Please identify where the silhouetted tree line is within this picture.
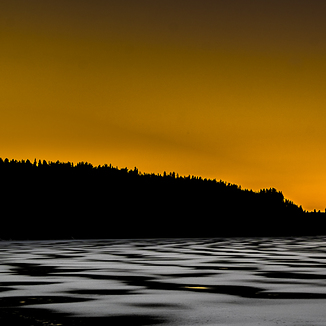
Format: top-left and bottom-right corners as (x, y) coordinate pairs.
(0, 158), (324, 240)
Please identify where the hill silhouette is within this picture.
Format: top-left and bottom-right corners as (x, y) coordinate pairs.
(0, 158), (324, 240)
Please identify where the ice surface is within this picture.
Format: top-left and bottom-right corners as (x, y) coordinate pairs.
(0, 236), (326, 325)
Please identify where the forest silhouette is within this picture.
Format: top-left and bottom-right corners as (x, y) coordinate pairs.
(0, 158), (324, 240)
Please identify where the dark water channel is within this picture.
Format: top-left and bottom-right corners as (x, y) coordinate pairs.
(0, 236), (326, 325)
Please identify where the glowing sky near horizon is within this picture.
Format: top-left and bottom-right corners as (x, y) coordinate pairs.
(1, 0), (326, 211)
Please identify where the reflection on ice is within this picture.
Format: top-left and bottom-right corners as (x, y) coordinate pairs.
(0, 236), (326, 325)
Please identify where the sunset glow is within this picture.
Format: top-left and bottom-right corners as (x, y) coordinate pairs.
(1, 1), (326, 211)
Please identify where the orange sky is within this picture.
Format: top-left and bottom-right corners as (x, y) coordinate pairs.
(1, 0), (326, 211)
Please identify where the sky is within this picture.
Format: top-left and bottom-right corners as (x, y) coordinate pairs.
(1, 0), (326, 211)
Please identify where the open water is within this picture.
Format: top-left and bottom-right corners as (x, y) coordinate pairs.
(0, 236), (326, 325)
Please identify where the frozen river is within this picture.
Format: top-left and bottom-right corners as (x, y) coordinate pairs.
(0, 236), (326, 325)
